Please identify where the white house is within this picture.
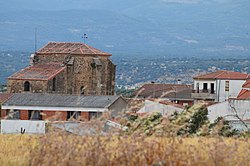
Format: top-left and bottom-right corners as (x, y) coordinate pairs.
(206, 80), (250, 131)
(192, 70), (249, 102)
(137, 99), (184, 116)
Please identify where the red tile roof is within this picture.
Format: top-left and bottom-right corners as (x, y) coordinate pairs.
(8, 63), (66, 81)
(242, 80), (250, 88)
(237, 89), (250, 100)
(133, 84), (192, 99)
(0, 93), (13, 104)
(193, 70), (249, 80)
(37, 42), (111, 56)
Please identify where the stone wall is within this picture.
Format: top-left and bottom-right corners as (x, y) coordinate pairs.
(35, 53), (116, 95)
(47, 71), (66, 94)
(9, 52), (116, 96)
(7, 79), (48, 93)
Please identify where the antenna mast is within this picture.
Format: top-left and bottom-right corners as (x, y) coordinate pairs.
(82, 34), (88, 44)
(34, 27), (37, 52)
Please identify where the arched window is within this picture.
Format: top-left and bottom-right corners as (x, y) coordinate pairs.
(24, 81), (30, 92)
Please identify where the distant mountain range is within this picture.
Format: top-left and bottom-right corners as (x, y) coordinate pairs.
(0, 0), (250, 58)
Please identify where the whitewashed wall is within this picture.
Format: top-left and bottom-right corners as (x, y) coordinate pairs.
(0, 120), (46, 134)
(138, 100), (183, 116)
(217, 80), (246, 102)
(207, 100), (250, 122)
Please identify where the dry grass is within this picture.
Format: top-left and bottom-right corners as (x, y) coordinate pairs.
(0, 135), (39, 165)
(1, 133), (250, 166)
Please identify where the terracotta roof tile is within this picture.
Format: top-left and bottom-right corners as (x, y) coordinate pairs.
(194, 70), (249, 80)
(0, 93), (13, 104)
(237, 89), (250, 100)
(8, 63), (66, 81)
(37, 42), (111, 56)
(242, 80), (250, 88)
(133, 84), (192, 99)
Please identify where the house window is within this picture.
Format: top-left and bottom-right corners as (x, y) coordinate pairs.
(89, 112), (102, 120)
(24, 81), (30, 91)
(225, 81), (229, 92)
(28, 110), (42, 120)
(203, 83), (208, 92)
(211, 83), (215, 94)
(196, 83), (199, 93)
(67, 111), (80, 120)
(52, 77), (56, 91)
(6, 109), (20, 119)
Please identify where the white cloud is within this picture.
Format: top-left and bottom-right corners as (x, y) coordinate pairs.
(176, 36), (199, 44)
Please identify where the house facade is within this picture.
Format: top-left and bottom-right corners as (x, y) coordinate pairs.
(192, 70), (249, 102)
(7, 42), (116, 95)
(1, 93), (127, 121)
(205, 80), (250, 131)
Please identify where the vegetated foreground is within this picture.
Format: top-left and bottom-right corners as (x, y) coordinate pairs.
(1, 134), (250, 166)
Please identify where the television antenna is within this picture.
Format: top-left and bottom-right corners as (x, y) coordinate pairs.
(82, 34), (88, 44)
(34, 27), (37, 52)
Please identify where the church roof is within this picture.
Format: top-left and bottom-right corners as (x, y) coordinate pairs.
(8, 63), (66, 81)
(36, 42), (111, 56)
(193, 70), (249, 80)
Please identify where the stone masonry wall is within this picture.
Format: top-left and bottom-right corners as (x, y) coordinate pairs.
(34, 53), (116, 95)
(7, 80), (48, 93)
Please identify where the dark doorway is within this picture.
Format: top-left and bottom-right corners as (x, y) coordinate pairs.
(211, 83), (215, 94)
(203, 83), (208, 92)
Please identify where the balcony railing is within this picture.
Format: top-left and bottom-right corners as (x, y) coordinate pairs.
(192, 89), (215, 94)
(192, 89), (216, 100)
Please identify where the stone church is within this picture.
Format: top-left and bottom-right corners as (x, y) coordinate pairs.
(7, 42), (116, 95)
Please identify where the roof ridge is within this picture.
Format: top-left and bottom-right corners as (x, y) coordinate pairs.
(215, 70), (227, 79)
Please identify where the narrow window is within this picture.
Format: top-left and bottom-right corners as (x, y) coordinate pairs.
(89, 112), (102, 120)
(225, 81), (229, 92)
(52, 77), (56, 91)
(67, 111), (80, 120)
(6, 109), (20, 119)
(28, 110), (42, 120)
(196, 83), (199, 93)
(80, 86), (85, 95)
(24, 81), (30, 91)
